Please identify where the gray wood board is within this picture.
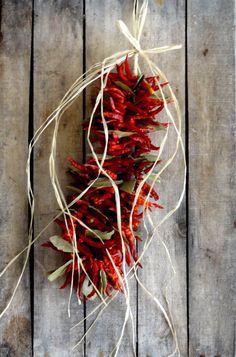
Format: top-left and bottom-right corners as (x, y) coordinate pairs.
(0, 0), (235, 356)
(188, 0), (236, 355)
(137, 0), (187, 354)
(33, 1), (84, 356)
(0, 1), (32, 356)
(85, 2), (137, 356)
(84, 0), (187, 355)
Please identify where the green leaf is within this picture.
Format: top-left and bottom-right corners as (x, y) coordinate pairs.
(147, 124), (167, 131)
(82, 277), (93, 297)
(114, 81), (134, 94)
(67, 168), (78, 175)
(143, 173), (161, 182)
(68, 165), (80, 174)
(90, 178), (123, 187)
(88, 229), (115, 240)
(99, 270), (107, 293)
(48, 260), (72, 282)
(93, 154), (113, 160)
(150, 89), (169, 100)
(141, 154), (159, 162)
(90, 178), (112, 187)
(66, 185), (82, 194)
(49, 235), (74, 253)
(120, 180), (136, 194)
(133, 74), (145, 91)
(101, 130), (134, 138)
(113, 130), (134, 138)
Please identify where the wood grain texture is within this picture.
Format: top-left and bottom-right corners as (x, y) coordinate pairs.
(85, 1), (187, 355)
(33, 1), (84, 356)
(136, 0), (187, 355)
(0, 1), (32, 356)
(85, 1), (137, 356)
(0, 0), (235, 356)
(188, 0), (236, 355)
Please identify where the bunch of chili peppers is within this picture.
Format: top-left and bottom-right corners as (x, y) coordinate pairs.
(44, 56), (169, 300)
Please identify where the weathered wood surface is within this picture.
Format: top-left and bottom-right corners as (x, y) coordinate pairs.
(188, 0), (236, 356)
(33, 1), (84, 356)
(0, 0), (235, 356)
(137, 1), (187, 356)
(0, 1), (32, 356)
(85, 2), (137, 356)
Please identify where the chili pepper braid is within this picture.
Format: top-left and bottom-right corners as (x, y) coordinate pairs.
(44, 56), (169, 300)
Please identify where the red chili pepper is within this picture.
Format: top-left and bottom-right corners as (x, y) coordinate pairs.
(116, 62), (133, 86)
(148, 104), (164, 116)
(124, 55), (136, 81)
(60, 272), (72, 289)
(103, 111), (124, 121)
(126, 102), (147, 114)
(104, 87), (125, 98)
(77, 242), (93, 257)
(47, 56), (168, 300)
(109, 97), (124, 114)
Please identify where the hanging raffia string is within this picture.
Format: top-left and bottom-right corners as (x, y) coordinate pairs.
(0, 0), (186, 355)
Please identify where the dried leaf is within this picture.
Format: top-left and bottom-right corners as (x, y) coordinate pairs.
(147, 124), (166, 131)
(49, 235), (73, 253)
(100, 130), (134, 138)
(88, 229), (115, 240)
(143, 173), (161, 182)
(114, 80), (134, 94)
(150, 89), (169, 100)
(133, 74), (145, 91)
(113, 130), (134, 138)
(141, 154), (158, 162)
(48, 260), (72, 282)
(82, 277), (93, 297)
(99, 270), (107, 293)
(120, 180), (136, 193)
(66, 185), (82, 194)
(90, 178), (123, 187)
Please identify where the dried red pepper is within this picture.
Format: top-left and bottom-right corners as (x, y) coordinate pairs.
(44, 56), (167, 301)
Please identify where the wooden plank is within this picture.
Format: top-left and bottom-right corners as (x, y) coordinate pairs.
(0, 1), (32, 356)
(188, 0), (236, 355)
(33, 1), (84, 356)
(136, 1), (187, 355)
(85, 1), (187, 355)
(84, 1), (138, 356)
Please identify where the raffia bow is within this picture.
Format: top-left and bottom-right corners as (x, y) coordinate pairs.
(117, 0), (182, 74)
